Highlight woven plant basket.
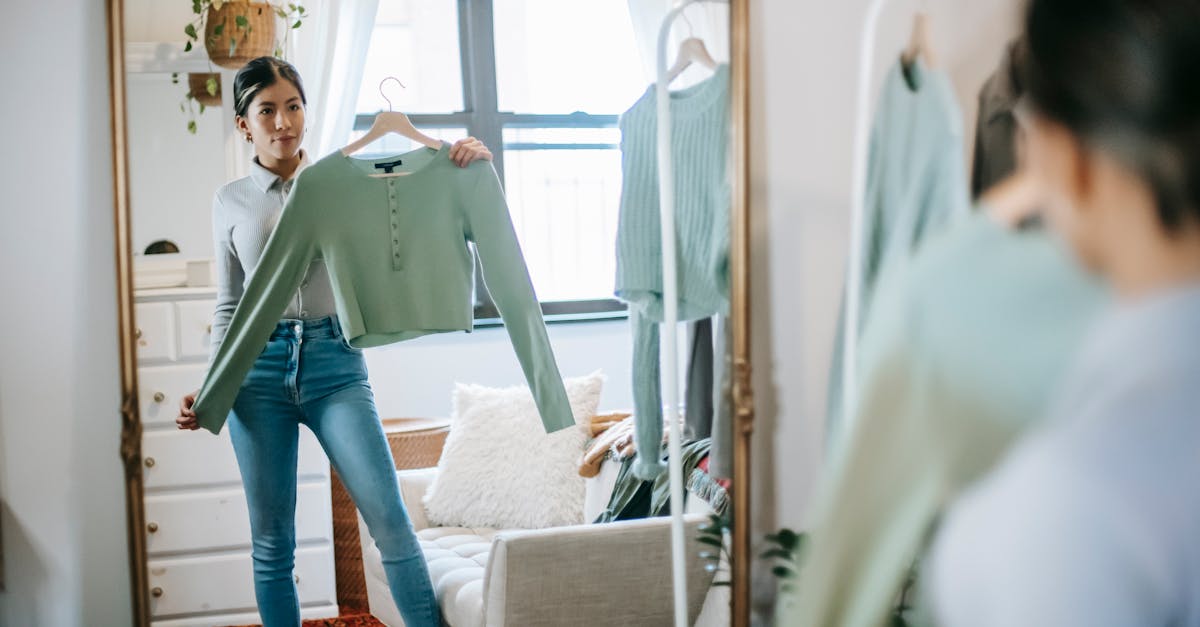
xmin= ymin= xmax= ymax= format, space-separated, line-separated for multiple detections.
xmin=187 ymin=73 xmax=222 ymax=106
xmin=204 ymin=1 xmax=276 ymax=70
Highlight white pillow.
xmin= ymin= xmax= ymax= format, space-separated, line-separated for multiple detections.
xmin=422 ymin=371 xmax=604 ymax=529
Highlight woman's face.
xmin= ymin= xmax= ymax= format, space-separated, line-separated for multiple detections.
xmin=236 ymin=79 xmax=305 ymax=164
xmin=1019 ymin=104 xmax=1107 ymax=271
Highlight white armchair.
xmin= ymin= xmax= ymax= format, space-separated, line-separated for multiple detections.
xmin=357 ymin=463 xmax=730 ymax=627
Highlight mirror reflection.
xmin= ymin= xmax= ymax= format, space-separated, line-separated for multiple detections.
xmin=124 ymin=1 xmax=734 ymax=625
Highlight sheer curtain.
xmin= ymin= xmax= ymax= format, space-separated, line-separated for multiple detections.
xmin=292 ymin=0 xmax=382 ymax=158
xmin=625 ymin=0 xmax=730 ymax=87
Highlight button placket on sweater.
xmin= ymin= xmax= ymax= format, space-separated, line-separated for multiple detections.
xmin=388 ymin=178 xmax=403 ymax=271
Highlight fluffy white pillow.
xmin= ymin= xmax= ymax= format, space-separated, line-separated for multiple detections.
xmin=422 ymin=371 xmax=604 ymax=529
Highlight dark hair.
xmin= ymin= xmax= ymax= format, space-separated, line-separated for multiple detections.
xmin=1021 ymin=0 xmax=1200 ymax=232
xmin=232 ymin=56 xmax=307 ymax=118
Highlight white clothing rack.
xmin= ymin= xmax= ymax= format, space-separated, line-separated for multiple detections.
xmin=656 ymin=2 xmax=728 ymax=626
xmin=842 ymin=0 xmax=890 ymax=431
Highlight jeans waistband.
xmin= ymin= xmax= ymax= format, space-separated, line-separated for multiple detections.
xmin=269 ymin=315 xmax=341 ymax=340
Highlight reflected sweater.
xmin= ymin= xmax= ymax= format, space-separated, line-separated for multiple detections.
xmin=192 ymin=143 xmax=573 ymax=435
xmin=615 ymin=64 xmax=731 ymax=480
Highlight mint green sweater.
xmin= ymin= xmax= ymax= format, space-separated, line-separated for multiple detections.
xmin=615 ymin=64 xmax=731 ymax=479
xmin=192 ymin=143 xmax=573 ymax=435
xmin=781 ymin=213 xmax=1105 ymax=627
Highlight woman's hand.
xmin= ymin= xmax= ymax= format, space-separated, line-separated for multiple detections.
xmin=177 ymin=390 xmax=200 ymax=431
xmin=448 ymin=136 xmax=493 ymax=168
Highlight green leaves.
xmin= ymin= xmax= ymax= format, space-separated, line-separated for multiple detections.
xmin=292 ymin=20 xmax=301 ymax=29
xmin=184 ymin=23 xmax=197 ymax=39
xmin=205 ymin=76 xmax=218 ymax=97
xmin=198 ymin=102 xmax=206 ymax=114
xmin=235 ymin=14 xmax=248 ymax=28
xmin=187 ymin=120 xmax=198 ymax=134
xmin=184 ymin=40 xmax=193 ymax=52
xmin=213 ymin=22 xmax=224 ymax=37
xmin=171 ymin=72 xmax=179 ymax=84
xmin=192 ymin=0 xmax=202 ymax=14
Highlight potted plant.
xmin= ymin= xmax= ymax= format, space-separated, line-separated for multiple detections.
xmin=173 ymin=1 xmax=307 ymax=133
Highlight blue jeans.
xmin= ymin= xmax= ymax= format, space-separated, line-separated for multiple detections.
xmin=228 ymin=316 xmax=440 ymax=627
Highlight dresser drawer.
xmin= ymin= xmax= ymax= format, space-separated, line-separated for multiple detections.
xmin=136 ymin=302 xmax=178 ymax=362
xmin=139 ymin=364 xmax=208 ymax=428
xmin=145 ymin=483 xmax=334 ymax=555
xmin=147 ymin=545 xmax=336 ymax=618
xmin=143 ymin=428 xmax=328 ymax=490
xmin=176 ymin=300 xmax=217 ymax=361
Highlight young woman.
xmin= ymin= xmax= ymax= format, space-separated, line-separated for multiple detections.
xmin=176 ymin=56 xmax=493 ymax=627
xmin=928 ymin=1 xmax=1200 ymax=625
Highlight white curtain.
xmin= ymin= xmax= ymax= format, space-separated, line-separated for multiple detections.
xmin=292 ymin=0 xmax=381 ymax=158
xmin=625 ymin=0 xmax=730 ymax=87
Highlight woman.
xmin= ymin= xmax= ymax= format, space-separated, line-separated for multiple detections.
xmin=176 ymin=56 xmax=493 ymax=627
xmin=928 ymin=1 xmax=1200 ymax=625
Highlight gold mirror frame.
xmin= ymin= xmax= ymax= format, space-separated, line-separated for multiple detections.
xmin=106 ymin=0 xmax=752 ymax=624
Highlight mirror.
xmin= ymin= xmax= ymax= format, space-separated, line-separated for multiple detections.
xmin=111 ymin=1 xmax=750 ymax=625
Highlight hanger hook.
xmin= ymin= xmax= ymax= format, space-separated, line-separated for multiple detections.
xmin=680 ymin=9 xmax=696 ymax=38
xmin=378 ymin=76 xmax=407 ymax=112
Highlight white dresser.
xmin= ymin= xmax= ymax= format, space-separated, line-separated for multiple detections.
xmin=134 ymin=287 xmax=339 ymax=626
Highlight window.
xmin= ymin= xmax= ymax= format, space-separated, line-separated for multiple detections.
xmin=355 ymin=0 xmax=647 ymax=322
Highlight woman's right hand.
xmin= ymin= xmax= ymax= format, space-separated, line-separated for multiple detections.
xmin=177 ymin=390 xmax=200 ymax=430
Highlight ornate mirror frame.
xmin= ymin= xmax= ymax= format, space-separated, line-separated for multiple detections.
xmin=106 ymin=0 xmax=752 ymax=624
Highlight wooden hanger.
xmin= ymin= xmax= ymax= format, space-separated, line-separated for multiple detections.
xmin=341 ymin=77 xmax=443 ymax=177
xmin=665 ymin=13 xmax=718 ymax=84
xmin=901 ymin=11 xmax=937 ymax=69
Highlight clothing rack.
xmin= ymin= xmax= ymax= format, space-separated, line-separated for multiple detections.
xmin=842 ymin=0 xmax=891 ymax=432
xmin=656 ymin=2 xmax=728 ymax=626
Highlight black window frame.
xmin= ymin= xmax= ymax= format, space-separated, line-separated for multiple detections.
xmin=353 ymin=0 xmax=629 ymax=326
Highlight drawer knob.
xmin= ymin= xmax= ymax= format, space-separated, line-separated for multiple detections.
xmin=144 ymin=457 xmax=156 ymax=468
xmin=151 ymin=587 xmax=163 ymax=598
xmin=135 ymin=328 xmax=143 ymax=339
xmin=153 ymin=392 xmax=165 ymax=403
xmin=147 ymin=522 xmax=159 ymax=533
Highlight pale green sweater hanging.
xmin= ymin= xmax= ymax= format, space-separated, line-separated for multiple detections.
xmin=614 ymin=64 xmax=731 ymax=480
xmin=780 ymin=213 xmax=1106 ymax=627
xmin=192 ymin=143 xmax=574 ymax=435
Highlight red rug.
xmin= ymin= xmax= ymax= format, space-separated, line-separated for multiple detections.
xmin=225 ymin=607 xmax=386 ymax=627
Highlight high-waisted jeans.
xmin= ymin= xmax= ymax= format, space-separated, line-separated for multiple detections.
xmin=228 ymin=316 xmax=440 ymax=627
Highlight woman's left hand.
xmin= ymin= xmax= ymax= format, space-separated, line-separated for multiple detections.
xmin=448 ymin=136 xmax=494 ymax=168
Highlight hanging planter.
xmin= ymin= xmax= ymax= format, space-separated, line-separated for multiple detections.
xmin=202 ymin=1 xmax=276 ymax=70
xmin=187 ymin=73 xmax=222 ymax=107
xmin=176 ymin=1 xmax=307 ymax=134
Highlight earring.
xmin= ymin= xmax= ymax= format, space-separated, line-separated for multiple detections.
xmin=245 ymin=133 xmax=253 ymax=143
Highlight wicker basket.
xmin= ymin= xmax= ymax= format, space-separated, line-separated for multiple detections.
xmin=187 ymin=73 xmax=222 ymax=107
xmin=331 ymin=418 xmax=451 ymax=612
xmin=204 ymin=1 xmax=276 ymax=70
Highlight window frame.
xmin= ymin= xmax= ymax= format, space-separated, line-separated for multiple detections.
xmin=353 ymin=0 xmax=629 ymax=324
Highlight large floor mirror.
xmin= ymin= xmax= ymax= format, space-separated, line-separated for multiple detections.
xmin=108 ymin=1 xmax=751 ymax=625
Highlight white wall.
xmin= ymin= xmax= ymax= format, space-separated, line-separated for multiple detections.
xmin=748 ymin=0 xmax=1021 ymax=617
xmin=366 ymin=319 xmax=636 ymax=417
xmin=0 ymin=0 xmax=132 ymax=625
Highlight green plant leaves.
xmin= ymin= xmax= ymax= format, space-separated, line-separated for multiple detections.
xmin=205 ymin=77 xmax=218 ymax=97
xmin=187 ymin=120 xmax=198 ymax=134
xmin=184 ymin=23 xmax=197 ymax=39
xmin=292 ymin=20 xmax=301 ymax=29
xmin=235 ymin=15 xmax=248 ymax=28
xmin=184 ymin=40 xmax=193 ymax=52
xmin=213 ymin=23 xmax=224 ymax=36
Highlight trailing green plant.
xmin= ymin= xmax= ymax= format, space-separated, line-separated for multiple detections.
xmin=696 ymin=512 xmax=732 ymax=586
xmin=761 ymin=527 xmax=803 ymax=593
xmin=173 ymin=1 xmax=308 ymax=134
